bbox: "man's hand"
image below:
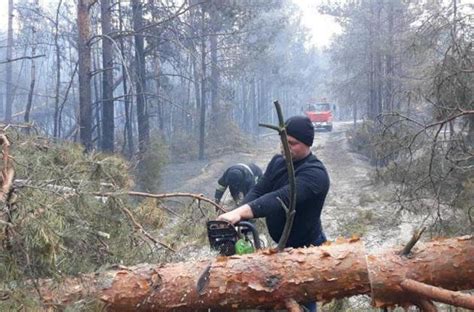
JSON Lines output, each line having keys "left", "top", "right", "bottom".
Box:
{"left": 216, "top": 204, "right": 254, "bottom": 225}
{"left": 216, "top": 209, "right": 242, "bottom": 224}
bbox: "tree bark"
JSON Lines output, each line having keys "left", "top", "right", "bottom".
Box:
{"left": 375, "top": 1, "right": 383, "bottom": 116}
{"left": 250, "top": 77, "right": 257, "bottom": 135}
{"left": 150, "top": 0, "right": 163, "bottom": 133}
{"left": 198, "top": 4, "right": 207, "bottom": 160}
{"left": 34, "top": 236, "right": 474, "bottom": 311}
{"left": 192, "top": 56, "right": 201, "bottom": 138}
{"left": 24, "top": 13, "right": 37, "bottom": 129}
{"left": 92, "top": 48, "right": 101, "bottom": 147}
{"left": 385, "top": 0, "right": 394, "bottom": 113}
{"left": 132, "top": 0, "right": 150, "bottom": 156}
{"left": 77, "top": 0, "right": 93, "bottom": 151}
{"left": 209, "top": 4, "right": 220, "bottom": 125}
{"left": 53, "top": 0, "right": 63, "bottom": 138}
{"left": 368, "top": 235, "right": 473, "bottom": 308}
{"left": 367, "top": 2, "right": 376, "bottom": 121}
{"left": 5, "top": 0, "right": 14, "bottom": 121}
{"left": 117, "top": 0, "right": 134, "bottom": 158}
{"left": 100, "top": 0, "right": 114, "bottom": 152}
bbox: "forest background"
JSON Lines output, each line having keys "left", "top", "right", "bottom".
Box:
{"left": 0, "top": 0, "right": 472, "bottom": 310}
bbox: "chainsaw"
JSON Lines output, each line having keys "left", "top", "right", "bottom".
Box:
{"left": 207, "top": 220, "right": 261, "bottom": 256}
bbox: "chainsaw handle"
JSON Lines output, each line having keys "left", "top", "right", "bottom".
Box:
{"left": 236, "top": 221, "right": 261, "bottom": 250}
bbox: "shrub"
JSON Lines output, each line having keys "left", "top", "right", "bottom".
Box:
{"left": 135, "top": 134, "right": 169, "bottom": 192}
{"left": 169, "top": 131, "right": 199, "bottom": 162}
{"left": 206, "top": 119, "right": 252, "bottom": 158}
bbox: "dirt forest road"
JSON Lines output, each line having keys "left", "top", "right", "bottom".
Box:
{"left": 159, "top": 121, "right": 413, "bottom": 250}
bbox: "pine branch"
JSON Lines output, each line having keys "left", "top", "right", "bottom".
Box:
{"left": 402, "top": 279, "right": 474, "bottom": 310}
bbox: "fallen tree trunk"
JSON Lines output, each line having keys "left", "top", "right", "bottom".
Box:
{"left": 33, "top": 236, "right": 473, "bottom": 311}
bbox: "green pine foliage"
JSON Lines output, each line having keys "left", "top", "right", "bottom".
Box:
{"left": 0, "top": 130, "right": 220, "bottom": 310}
{"left": 0, "top": 132, "right": 173, "bottom": 309}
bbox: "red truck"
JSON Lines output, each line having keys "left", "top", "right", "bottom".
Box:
{"left": 304, "top": 99, "right": 335, "bottom": 132}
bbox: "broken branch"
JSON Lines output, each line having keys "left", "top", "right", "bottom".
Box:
{"left": 121, "top": 206, "right": 175, "bottom": 252}
{"left": 401, "top": 279, "right": 474, "bottom": 310}
{"left": 94, "top": 191, "right": 227, "bottom": 213}
{"left": 400, "top": 226, "right": 426, "bottom": 256}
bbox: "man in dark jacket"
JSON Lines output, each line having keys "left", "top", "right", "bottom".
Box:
{"left": 214, "top": 163, "right": 263, "bottom": 205}
{"left": 217, "top": 115, "right": 330, "bottom": 311}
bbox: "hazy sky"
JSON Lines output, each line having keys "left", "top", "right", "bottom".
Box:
{"left": 0, "top": 0, "right": 341, "bottom": 48}
{"left": 292, "top": 0, "right": 341, "bottom": 48}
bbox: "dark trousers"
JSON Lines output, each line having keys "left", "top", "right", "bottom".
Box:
{"left": 302, "top": 302, "right": 317, "bottom": 312}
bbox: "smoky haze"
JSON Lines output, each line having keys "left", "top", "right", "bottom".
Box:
{"left": 0, "top": 0, "right": 473, "bottom": 310}
{"left": 0, "top": 0, "right": 471, "bottom": 196}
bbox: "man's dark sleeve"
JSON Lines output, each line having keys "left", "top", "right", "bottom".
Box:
{"left": 214, "top": 174, "right": 227, "bottom": 203}
{"left": 241, "top": 156, "right": 276, "bottom": 205}
{"left": 248, "top": 167, "right": 328, "bottom": 218}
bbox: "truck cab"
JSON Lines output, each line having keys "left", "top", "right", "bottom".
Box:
{"left": 304, "top": 100, "right": 334, "bottom": 132}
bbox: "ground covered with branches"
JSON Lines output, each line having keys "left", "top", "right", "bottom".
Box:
{"left": 0, "top": 131, "right": 214, "bottom": 310}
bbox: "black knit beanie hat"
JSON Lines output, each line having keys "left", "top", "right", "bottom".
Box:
{"left": 285, "top": 116, "right": 314, "bottom": 146}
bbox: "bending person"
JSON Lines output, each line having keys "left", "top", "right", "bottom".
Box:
{"left": 214, "top": 163, "right": 263, "bottom": 205}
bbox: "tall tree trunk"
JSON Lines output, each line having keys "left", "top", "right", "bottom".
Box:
{"left": 467, "top": 114, "right": 474, "bottom": 146}
{"left": 353, "top": 92, "right": 358, "bottom": 127}
{"left": 150, "top": 1, "right": 163, "bottom": 133}
{"left": 375, "top": 1, "right": 383, "bottom": 116}
{"left": 77, "top": 0, "right": 93, "bottom": 151}
{"left": 58, "top": 63, "right": 78, "bottom": 140}
{"left": 192, "top": 57, "right": 201, "bottom": 139}
{"left": 118, "top": 0, "right": 134, "bottom": 158}
{"left": 154, "top": 53, "right": 163, "bottom": 131}
{"left": 35, "top": 237, "right": 474, "bottom": 311}
{"left": 452, "top": 0, "right": 457, "bottom": 39}
{"left": 53, "top": 0, "right": 63, "bottom": 138}
{"left": 5, "top": 0, "right": 14, "bottom": 121}
{"left": 92, "top": 49, "right": 101, "bottom": 147}
{"left": 198, "top": 5, "right": 207, "bottom": 160}
{"left": 24, "top": 23, "right": 36, "bottom": 129}
{"left": 185, "top": 56, "right": 192, "bottom": 133}
{"left": 67, "top": 43, "right": 79, "bottom": 141}
{"left": 209, "top": 6, "right": 220, "bottom": 124}
{"left": 367, "top": 3, "right": 376, "bottom": 121}
{"left": 257, "top": 76, "right": 264, "bottom": 127}
{"left": 189, "top": 0, "right": 201, "bottom": 143}
{"left": 242, "top": 80, "right": 250, "bottom": 132}
{"left": 100, "top": 0, "right": 114, "bottom": 152}
{"left": 250, "top": 77, "right": 257, "bottom": 135}
{"left": 132, "top": 0, "right": 150, "bottom": 156}
{"left": 385, "top": 0, "right": 394, "bottom": 113}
